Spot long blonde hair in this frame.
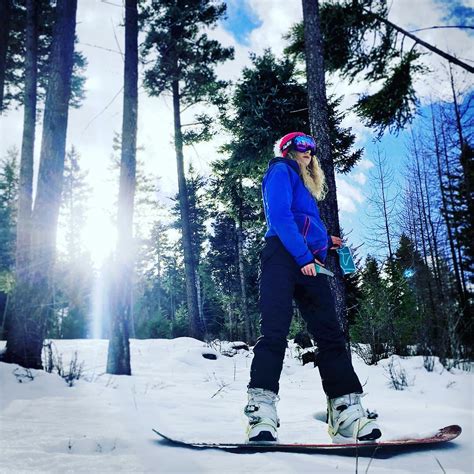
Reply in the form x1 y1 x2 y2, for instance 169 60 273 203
287 150 328 201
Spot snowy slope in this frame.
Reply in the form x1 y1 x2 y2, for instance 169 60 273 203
0 338 472 473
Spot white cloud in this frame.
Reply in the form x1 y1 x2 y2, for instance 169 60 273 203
357 159 375 170
246 0 303 56
335 176 365 214
352 172 368 185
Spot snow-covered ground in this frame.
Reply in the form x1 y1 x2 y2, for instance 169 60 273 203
0 338 472 473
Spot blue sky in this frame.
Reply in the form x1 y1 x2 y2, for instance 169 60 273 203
222 1 262 45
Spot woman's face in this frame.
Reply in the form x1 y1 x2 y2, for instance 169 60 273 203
294 150 312 168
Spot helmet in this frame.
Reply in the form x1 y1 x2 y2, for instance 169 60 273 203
279 132 306 157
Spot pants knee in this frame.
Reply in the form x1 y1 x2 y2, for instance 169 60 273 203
254 335 288 355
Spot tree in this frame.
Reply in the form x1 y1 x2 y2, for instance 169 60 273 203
15 0 38 296
206 212 244 340
0 0 13 112
170 165 209 335
287 0 470 136
351 255 392 364
364 148 400 260
0 148 18 339
216 49 362 343
2 0 78 368
302 0 350 337
53 146 93 339
141 0 234 339
0 148 18 273
107 0 138 376
1 0 86 114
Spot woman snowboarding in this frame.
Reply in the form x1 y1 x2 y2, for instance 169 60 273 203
244 132 381 443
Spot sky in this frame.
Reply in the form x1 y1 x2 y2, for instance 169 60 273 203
0 0 472 265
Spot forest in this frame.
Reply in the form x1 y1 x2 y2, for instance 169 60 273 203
0 0 472 377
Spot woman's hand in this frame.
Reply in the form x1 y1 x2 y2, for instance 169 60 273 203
301 258 325 276
330 235 343 250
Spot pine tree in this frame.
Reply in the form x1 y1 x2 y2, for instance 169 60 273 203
0 148 18 273
351 255 392 364
288 0 470 135
3 0 78 368
0 148 18 339
0 0 12 111
107 0 138 376
385 247 420 356
302 0 348 336
206 213 241 340
54 146 92 339
170 165 209 336
141 0 233 340
1 0 86 113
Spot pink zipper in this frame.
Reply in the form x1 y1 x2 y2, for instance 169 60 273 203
303 216 310 238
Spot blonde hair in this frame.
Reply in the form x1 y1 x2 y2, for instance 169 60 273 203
287 150 328 201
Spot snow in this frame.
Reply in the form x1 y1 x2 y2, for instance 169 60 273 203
0 338 472 473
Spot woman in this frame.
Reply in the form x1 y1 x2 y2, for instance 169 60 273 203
244 132 381 443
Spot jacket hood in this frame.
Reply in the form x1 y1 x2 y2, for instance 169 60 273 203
268 157 300 174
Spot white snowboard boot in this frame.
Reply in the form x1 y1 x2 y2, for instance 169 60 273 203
327 393 381 443
244 388 280 442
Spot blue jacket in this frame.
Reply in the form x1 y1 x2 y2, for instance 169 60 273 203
262 157 332 267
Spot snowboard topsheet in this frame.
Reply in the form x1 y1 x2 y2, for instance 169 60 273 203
152 425 461 457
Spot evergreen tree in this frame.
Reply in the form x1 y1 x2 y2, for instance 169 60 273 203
206 213 240 339
0 148 18 339
0 148 18 273
351 255 392 364
392 233 442 356
385 246 420 356
217 50 362 342
1 0 86 113
170 165 209 335
140 0 234 339
287 0 470 135
0 0 12 111
3 0 78 368
53 146 93 339
134 220 172 338
302 0 348 336
107 0 138 376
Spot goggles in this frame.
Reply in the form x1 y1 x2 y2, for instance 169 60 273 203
292 135 316 154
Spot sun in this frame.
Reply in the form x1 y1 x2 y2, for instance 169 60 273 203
81 208 117 267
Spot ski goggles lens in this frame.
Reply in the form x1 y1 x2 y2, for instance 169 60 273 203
293 135 316 153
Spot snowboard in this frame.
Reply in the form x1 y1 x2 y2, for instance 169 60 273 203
152 425 461 457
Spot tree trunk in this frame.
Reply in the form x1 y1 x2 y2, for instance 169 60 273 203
448 65 465 151
302 0 347 334
433 111 463 299
107 0 138 375
236 213 250 343
440 125 468 296
171 78 202 340
15 0 37 283
3 0 77 369
0 0 12 112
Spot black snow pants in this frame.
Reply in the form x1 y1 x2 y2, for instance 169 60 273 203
248 236 363 398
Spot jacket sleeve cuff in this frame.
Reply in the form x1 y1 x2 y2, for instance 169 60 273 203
327 233 333 249
296 250 315 268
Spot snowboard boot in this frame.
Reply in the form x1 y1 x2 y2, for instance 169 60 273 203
244 388 280 442
327 393 381 443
